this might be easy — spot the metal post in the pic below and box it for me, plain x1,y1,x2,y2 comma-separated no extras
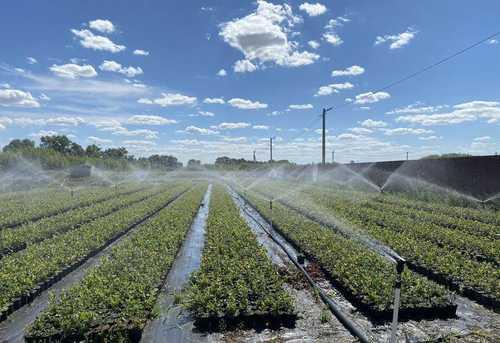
270,137,274,163
406,152,408,161
389,260,405,343
269,199,273,229
332,150,335,163
253,150,256,162
322,108,326,165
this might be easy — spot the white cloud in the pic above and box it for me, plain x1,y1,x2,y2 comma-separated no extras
199,111,215,117
299,2,327,17
217,122,251,129
127,115,177,125
386,103,448,115
234,59,258,73
395,101,500,125
111,127,158,139
349,127,373,134
203,97,225,104
88,136,112,145
354,91,390,104
382,128,433,136
228,98,268,109
375,28,417,49
139,93,197,107
0,83,11,89
308,40,320,49
253,125,270,130
0,123,6,130
0,89,40,108
39,93,51,101
315,82,353,96
99,60,143,77
217,68,227,76
268,110,283,116
289,104,313,110
219,1,319,69
71,29,125,53
323,32,343,46
419,135,441,141
46,116,85,126
133,49,150,56
88,19,115,33
27,57,38,64
123,140,156,147
487,39,498,45
331,65,365,77
31,130,59,138
360,119,387,128
223,136,247,143
474,136,491,142
185,125,219,135
50,63,98,79
325,17,350,29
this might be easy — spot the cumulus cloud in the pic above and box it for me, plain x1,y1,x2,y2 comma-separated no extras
395,100,500,125
308,40,320,49
219,1,319,70
217,122,251,129
233,59,258,73
0,89,40,108
323,32,343,46
39,93,51,101
349,127,373,135
71,29,125,52
133,49,150,56
199,111,214,117
382,127,433,136
386,103,449,115
26,57,38,64
203,97,225,104
253,125,270,130
315,82,353,96
127,115,177,125
354,91,390,104
228,98,268,109
185,125,219,135
111,127,159,139
360,119,387,128
138,93,197,107
289,104,313,110
375,28,418,49
299,2,327,17
325,17,350,29
99,60,143,77
331,65,365,77
50,63,98,79
87,136,112,145
89,19,115,33
217,68,227,76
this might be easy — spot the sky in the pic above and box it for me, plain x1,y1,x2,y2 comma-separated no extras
0,0,499,164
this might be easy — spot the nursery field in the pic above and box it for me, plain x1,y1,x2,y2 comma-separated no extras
0,177,498,342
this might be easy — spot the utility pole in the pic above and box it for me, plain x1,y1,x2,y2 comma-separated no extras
332,150,335,163
321,107,333,165
269,137,275,163
253,150,256,162
406,152,409,161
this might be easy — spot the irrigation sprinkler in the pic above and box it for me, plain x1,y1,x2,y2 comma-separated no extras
269,199,273,229
389,259,406,343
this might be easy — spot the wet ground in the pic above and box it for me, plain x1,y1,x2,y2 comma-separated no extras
227,187,500,343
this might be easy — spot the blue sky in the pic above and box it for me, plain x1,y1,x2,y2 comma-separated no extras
0,0,499,164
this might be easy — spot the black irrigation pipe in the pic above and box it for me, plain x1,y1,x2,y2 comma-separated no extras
230,187,371,343
0,186,193,323
255,190,498,313
0,186,149,230
236,188,458,320
0,188,171,260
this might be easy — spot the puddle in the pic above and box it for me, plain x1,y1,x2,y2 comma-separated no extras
141,184,212,343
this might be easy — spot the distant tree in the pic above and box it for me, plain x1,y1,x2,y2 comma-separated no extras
85,144,102,158
2,139,35,152
103,147,128,159
68,142,85,156
187,159,201,169
148,154,182,170
40,135,72,154
421,153,472,159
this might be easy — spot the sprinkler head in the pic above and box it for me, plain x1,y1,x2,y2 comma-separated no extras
269,200,273,210
396,260,405,274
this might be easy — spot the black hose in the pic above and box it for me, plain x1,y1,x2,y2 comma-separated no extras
233,188,371,343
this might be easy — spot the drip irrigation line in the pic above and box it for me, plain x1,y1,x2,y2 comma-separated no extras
324,29,500,114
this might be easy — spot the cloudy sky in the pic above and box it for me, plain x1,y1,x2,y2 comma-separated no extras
0,0,499,164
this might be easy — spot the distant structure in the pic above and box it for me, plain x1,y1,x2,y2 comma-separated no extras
70,164,91,178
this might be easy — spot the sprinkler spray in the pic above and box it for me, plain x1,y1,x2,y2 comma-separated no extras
389,259,406,343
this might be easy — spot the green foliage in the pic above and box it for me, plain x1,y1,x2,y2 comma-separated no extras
0,182,191,315
183,185,294,320
26,185,206,340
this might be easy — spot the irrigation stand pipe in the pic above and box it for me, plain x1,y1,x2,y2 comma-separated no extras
236,189,371,343
389,260,405,343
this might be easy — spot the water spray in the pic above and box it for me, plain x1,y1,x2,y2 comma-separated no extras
389,258,406,343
